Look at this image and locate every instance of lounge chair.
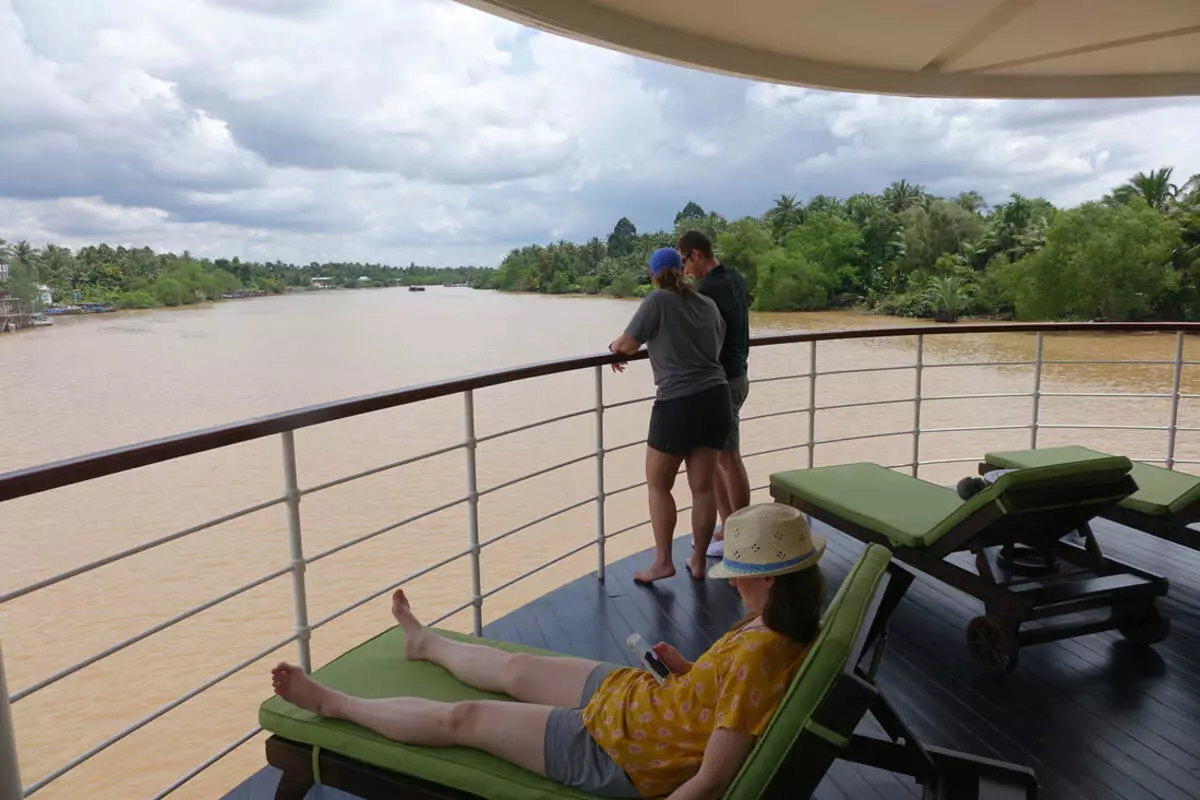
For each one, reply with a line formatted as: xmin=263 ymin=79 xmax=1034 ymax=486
xmin=769 ymin=457 xmax=1170 ymax=676
xmin=259 ymin=544 xmax=1039 ymax=799
xmin=981 ymin=444 xmax=1200 ymax=553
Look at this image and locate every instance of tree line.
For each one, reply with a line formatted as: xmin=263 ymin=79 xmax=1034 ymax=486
xmin=0 ymin=241 xmax=488 ymax=311
xmin=477 ymin=167 xmax=1200 ymax=322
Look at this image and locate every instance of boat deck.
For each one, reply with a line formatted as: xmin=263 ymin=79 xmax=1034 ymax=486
xmin=224 ymin=517 xmax=1200 ymax=800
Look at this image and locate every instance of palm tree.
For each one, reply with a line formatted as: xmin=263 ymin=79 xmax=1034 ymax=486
xmin=954 ymin=191 xmax=986 ymax=214
xmin=766 ymin=193 xmax=803 ymax=241
xmin=926 ymin=275 xmax=970 ymax=322
xmin=882 ymin=179 xmax=926 ymax=214
xmin=1120 ymin=167 xmax=1178 ymax=211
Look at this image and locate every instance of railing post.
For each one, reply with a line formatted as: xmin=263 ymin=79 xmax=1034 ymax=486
xmin=807 ymin=341 xmax=817 ymax=469
xmin=1030 ymin=332 xmax=1044 ymax=449
xmin=0 ymin=638 xmax=21 ymax=800
xmin=911 ymin=335 xmax=924 ymax=477
xmin=464 ymin=390 xmax=483 ymax=636
xmin=593 ymin=366 xmax=606 ymax=582
xmin=1167 ymin=330 xmax=1184 ymax=470
xmin=281 ymin=431 xmax=311 ymax=674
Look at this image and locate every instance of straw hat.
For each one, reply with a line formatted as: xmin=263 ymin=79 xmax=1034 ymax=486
xmin=708 ymin=503 xmax=826 ymax=579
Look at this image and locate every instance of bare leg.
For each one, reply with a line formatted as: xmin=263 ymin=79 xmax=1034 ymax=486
xmin=636 ymin=446 xmax=685 ymax=583
xmin=714 ymin=472 xmax=732 ymax=536
xmin=684 ymin=447 xmax=719 ymax=580
xmin=271 ymin=663 xmax=551 ymax=776
xmin=392 ymin=589 xmax=601 ymax=708
xmin=717 ymin=449 xmax=751 ymax=528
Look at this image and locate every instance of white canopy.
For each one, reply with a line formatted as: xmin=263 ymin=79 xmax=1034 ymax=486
xmin=454 ymin=0 xmax=1200 ymax=98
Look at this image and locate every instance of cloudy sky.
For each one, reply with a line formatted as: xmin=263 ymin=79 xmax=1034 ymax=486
xmin=3 ymin=0 xmax=1199 ymax=268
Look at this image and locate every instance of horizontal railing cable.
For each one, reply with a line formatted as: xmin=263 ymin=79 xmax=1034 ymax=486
xmin=475 ymin=408 xmax=593 ymax=444
xmin=481 ymin=540 xmax=596 ymax=600
xmin=813 ymin=397 xmax=913 ymax=413
xmin=12 ymin=565 xmax=293 ymax=703
xmin=602 ymin=438 xmax=645 ymax=456
xmin=921 ymin=359 xmax=1032 ymax=370
xmin=920 ymin=424 xmax=1031 ymax=435
xmin=814 ymin=429 xmax=911 ymax=447
xmin=747 ymin=371 xmax=811 ymax=385
xmin=477 ymin=452 xmax=594 ymax=497
xmin=307 ymin=548 xmax=474 ymax=633
xmin=921 ymin=392 xmax=1031 ymax=402
xmin=602 ymin=394 xmax=655 ymax=410
xmin=301 ymin=442 xmax=465 ymax=496
xmin=152 ymin=726 xmax=263 ymax=799
xmin=0 ymin=496 xmax=287 ymax=606
xmin=740 ymin=407 xmax=810 ymax=423
xmin=482 ymin=496 xmax=596 ymax=549
xmin=305 ymin=495 xmax=470 ymax=566
xmin=743 ymin=442 xmax=809 ymax=460
xmin=605 ymin=480 xmax=647 ymax=499
xmin=24 ymin=634 xmax=298 ymax=795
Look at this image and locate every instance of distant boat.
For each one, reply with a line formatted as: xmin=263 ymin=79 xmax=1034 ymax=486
xmin=408 ymin=286 xmax=426 ymax=292
xmin=30 ymin=314 xmax=53 ymax=327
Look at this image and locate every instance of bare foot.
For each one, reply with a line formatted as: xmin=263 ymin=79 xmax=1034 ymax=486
xmin=391 ymin=588 xmax=429 ymax=660
xmin=686 ymin=557 xmax=706 ymax=581
xmin=634 ymin=562 xmax=676 ymax=583
xmin=272 ymin=662 xmax=339 ymax=717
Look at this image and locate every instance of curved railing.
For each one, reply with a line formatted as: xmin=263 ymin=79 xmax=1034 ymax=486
xmin=3 ymin=320 xmax=1200 ymax=799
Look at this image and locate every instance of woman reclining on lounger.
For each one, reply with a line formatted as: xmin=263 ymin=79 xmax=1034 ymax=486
xmin=271 ymin=502 xmax=827 ymax=799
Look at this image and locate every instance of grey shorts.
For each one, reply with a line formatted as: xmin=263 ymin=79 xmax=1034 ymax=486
xmin=544 ymin=663 xmax=640 ymax=798
xmin=723 ymin=373 xmax=750 ymax=452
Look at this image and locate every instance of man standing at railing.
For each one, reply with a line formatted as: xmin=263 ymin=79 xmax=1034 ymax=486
xmin=679 ymin=230 xmax=751 ymax=558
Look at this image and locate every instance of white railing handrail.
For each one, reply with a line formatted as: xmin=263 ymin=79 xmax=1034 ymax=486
xmin=1 ymin=322 xmax=1198 ymax=799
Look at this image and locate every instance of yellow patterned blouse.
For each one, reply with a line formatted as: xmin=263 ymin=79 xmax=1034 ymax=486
xmin=581 ymin=624 xmax=810 ymax=798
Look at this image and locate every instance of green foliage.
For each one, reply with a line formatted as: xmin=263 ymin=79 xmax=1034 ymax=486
xmin=1002 ymin=201 xmax=1180 ymax=321
xmin=480 ymin=164 xmax=1200 ymax=323
xmin=0 ymin=238 xmax=487 ymax=313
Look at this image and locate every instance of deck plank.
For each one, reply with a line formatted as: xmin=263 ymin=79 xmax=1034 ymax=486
xmin=225 ymin=516 xmax=1200 ymax=800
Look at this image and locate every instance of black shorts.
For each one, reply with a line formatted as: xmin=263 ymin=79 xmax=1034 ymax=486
xmin=647 ymin=383 xmax=734 ymax=455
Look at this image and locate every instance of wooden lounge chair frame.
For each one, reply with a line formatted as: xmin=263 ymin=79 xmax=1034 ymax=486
xmin=771 ymin=463 xmax=1170 ymax=676
xmin=978 ymin=450 xmax=1200 ymax=554
xmin=263 ymin=555 xmax=1039 ymax=799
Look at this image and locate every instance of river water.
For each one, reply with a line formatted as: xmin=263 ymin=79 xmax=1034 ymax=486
xmin=2 ymin=287 xmax=1199 ymax=798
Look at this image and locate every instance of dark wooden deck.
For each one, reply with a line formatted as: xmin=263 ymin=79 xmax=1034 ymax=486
xmin=225 ymin=517 xmax=1200 ymax=800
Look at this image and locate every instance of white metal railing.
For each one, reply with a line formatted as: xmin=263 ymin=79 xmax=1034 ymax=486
xmin=1 ymin=323 xmax=1198 ymax=799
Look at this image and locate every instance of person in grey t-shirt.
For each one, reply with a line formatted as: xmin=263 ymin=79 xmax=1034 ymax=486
xmin=608 ymin=247 xmax=733 ymax=583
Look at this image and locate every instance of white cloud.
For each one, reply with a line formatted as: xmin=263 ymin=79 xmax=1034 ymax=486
xmin=1 ymin=0 xmax=1198 ymax=267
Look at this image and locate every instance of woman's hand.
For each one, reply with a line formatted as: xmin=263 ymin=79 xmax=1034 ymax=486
xmin=607 ymin=339 xmax=628 ymax=372
xmin=652 ymin=642 xmax=693 ymax=675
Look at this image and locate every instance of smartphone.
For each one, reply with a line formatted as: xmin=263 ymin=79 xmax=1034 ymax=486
xmin=627 ymin=632 xmax=671 ymax=684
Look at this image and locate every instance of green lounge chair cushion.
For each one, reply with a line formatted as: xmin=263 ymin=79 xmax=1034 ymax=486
xmin=986 ymin=445 xmax=1200 ymax=517
xmin=259 ymin=545 xmax=893 ymax=800
xmin=726 ymin=542 xmax=890 ymax=800
xmin=260 ymin=629 xmax=596 ymax=800
xmin=771 ymin=455 xmax=1133 ymax=548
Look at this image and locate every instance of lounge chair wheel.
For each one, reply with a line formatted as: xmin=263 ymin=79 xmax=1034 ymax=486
xmin=1118 ymin=599 xmax=1171 ymax=646
xmin=967 ymin=615 xmax=1019 ymax=676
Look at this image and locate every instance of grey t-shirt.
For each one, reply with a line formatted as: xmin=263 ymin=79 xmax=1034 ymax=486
xmin=625 ymin=288 xmax=728 ymax=401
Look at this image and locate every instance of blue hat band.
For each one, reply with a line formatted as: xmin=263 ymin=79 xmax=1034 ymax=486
xmin=719 ymin=547 xmax=816 ymax=574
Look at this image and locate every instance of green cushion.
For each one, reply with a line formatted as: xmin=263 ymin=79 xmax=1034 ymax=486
xmin=259 ymin=628 xmax=596 ymax=800
xmin=986 ymin=445 xmax=1200 ymax=517
xmin=726 ymin=543 xmax=891 ymax=800
xmin=771 ymin=456 xmax=1135 ymax=549
xmin=771 ymin=464 xmax=962 ymax=547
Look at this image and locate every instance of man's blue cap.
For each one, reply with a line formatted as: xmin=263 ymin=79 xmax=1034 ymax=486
xmin=650 ymin=247 xmax=682 ymax=276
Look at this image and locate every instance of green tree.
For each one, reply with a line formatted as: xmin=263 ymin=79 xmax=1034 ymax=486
xmin=1005 ymin=201 xmax=1180 ymax=321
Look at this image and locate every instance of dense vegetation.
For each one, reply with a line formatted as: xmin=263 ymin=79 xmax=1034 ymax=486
xmin=478 ymin=167 xmax=1200 ymax=322
xmin=0 ymin=241 xmax=486 ymax=311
